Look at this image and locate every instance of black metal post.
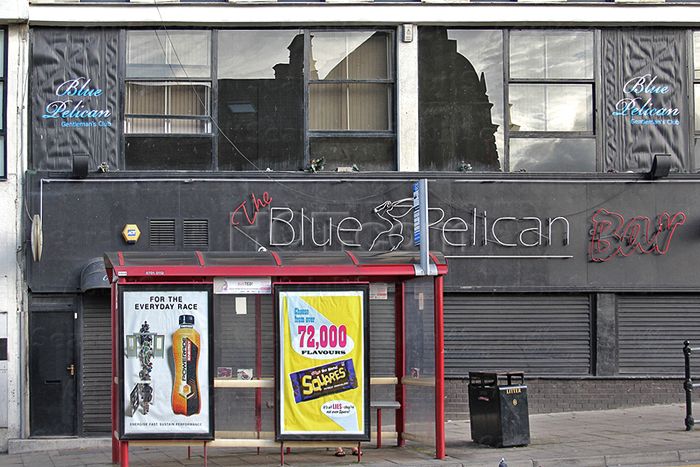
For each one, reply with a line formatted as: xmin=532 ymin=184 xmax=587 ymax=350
xmin=684 ymin=340 xmax=694 ymax=431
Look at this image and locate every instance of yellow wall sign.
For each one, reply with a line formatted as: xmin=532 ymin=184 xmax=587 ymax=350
xmin=122 ymin=224 xmax=141 ymax=244
xmin=276 ymin=285 xmax=370 ymax=441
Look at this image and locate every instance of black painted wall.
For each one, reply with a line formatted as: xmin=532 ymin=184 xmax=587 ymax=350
xmin=30 ymin=28 xmax=119 ymax=172
xmin=602 ymin=29 xmax=690 ymax=172
xmin=25 ymin=174 xmax=700 ymax=295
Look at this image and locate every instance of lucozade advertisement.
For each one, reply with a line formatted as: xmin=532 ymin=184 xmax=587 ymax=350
xmin=119 ymin=286 xmax=214 ymax=440
xmin=276 ymin=285 xmax=370 ymax=440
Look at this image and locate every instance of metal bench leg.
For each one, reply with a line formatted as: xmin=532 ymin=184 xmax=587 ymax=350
xmin=377 ymin=408 xmax=382 ymax=448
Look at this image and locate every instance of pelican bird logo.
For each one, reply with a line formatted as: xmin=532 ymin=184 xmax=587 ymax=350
xmin=369 ymin=197 xmax=414 ymax=251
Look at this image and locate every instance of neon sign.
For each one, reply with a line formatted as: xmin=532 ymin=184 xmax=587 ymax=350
xmin=611 ymin=74 xmax=680 ymax=126
xmin=589 ymin=209 xmax=686 ymax=262
xmin=41 ymin=77 xmax=113 ymax=128
xmin=230 ymin=192 xmax=272 ymax=226
xmin=229 ymin=193 xmax=571 ymax=252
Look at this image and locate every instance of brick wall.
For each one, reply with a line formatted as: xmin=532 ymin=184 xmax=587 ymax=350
xmin=445 ymin=377 xmax=685 ymax=420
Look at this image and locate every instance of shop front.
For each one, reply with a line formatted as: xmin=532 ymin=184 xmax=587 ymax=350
xmin=22 ymin=23 xmax=700 ymax=442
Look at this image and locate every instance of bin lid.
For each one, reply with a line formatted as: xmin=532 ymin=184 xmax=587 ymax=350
xmin=469 ymin=371 xmax=525 ymax=387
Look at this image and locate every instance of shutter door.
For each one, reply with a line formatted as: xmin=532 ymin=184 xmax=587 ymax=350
xmin=214 ymin=295 xmax=258 ymax=377
xmin=618 ymin=295 xmax=700 ymax=375
xmin=81 ymin=291 xmax=111 ymax=434
xmin=444 ymin=294 xmax=592 ymax=377
xmin=369 ymin=287 xmax=395 ymax=377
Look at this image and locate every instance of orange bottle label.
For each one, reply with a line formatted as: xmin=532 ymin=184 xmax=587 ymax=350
xmin=172 ymin=328 xmax=201 ymax=416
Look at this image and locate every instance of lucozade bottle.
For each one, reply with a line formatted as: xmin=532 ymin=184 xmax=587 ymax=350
xmin=172 ymin=315 xmax=201 ymax=416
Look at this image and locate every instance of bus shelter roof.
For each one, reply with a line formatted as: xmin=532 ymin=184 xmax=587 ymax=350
xmin=104 ymin=251 xmax=447 ymax=281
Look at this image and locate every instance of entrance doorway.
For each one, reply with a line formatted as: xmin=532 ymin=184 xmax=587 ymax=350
xmin=29 ymin=302 xmax=77 ymax=436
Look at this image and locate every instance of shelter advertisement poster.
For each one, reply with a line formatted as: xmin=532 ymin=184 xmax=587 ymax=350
xmin=276 ymin=284 xmax=370 ymax=441
xmin=119 ymin=286 xmax=213 ymax=440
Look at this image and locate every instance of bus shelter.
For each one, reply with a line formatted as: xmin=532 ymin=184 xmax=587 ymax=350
xmin=104 ymin=251 xmax=448 ymax=466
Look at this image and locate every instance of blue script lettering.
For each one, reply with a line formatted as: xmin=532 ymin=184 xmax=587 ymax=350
xmin=56 ymin=78 xmax=103 ymax=98
xmin=612 ymin=97 xmax=679 ymax=117
xmin=42 ymin=100 xmax=111 ymax=119
xmin=41 ymin=76 xmax=112 ymax=123
xmin=623 ymin=74 xmax=669 ymax=95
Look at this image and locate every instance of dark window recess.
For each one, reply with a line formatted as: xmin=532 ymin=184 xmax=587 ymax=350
xmin=149 ymin=219 xmax=176 ymax=247
xmin=307 ymin=31 xmax=396 ymax=169
xmin=0 ymin=338 xmax=7 ymax=361
xmin=183 ymin=220 xmax=209 ymax=249
xmin=309 ymin=137 xmax=396 ymax=171
xmin=217 ymin=31 xmax=304 ymax=171
xmin=419 ymin=27 xmax=596 ymax=173
xmin=125 ymin=137 xmax=213 ymax=171
xmin=419 ymin=28 xmax=503 ymax=172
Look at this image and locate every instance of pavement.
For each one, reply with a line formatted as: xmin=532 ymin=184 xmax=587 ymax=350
xmin=3 ymin=404 xmax=700 ymax=466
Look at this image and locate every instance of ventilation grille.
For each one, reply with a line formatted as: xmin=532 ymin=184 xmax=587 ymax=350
xmin=149 ymin=219 xmax=176 ymax=247
xmin=183 ymin=219 xmax=209 ymax=249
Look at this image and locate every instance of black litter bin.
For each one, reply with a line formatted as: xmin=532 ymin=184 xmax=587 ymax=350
xmin=468 ymin=371 xmax=530 ymax=447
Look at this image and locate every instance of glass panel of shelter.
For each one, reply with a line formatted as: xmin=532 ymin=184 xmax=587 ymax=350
xmin=212 ymin=286 xmax=399 ymax=439
xmin=403 ymin=277 xmax=436 ymax=445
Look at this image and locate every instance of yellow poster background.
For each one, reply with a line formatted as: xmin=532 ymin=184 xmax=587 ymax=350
xmin=279 ymin=290 xmax=366 ymax=437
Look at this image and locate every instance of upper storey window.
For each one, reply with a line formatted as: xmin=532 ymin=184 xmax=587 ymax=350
xmin=508 ymin=30 xmax=596 ymax=172
xmin=308 ymin=31 xmax=395 ymax=171
xmin=217 ymin=30 xmax=304 ymax=171
xmin=123 ymin=29 xmax=395 ymax=172
xmin=419 ymin=28 xmax=596 ymax=173
xmin=125 ymin=30 xmax=213 ymax=170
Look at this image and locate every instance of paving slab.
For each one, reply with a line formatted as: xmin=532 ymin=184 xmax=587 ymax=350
xmin=4 ymin=404 xmax=700 ymax=466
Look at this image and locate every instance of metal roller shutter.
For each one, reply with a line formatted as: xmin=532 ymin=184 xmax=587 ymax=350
xmin=80 ymin=291 xmax=111 ymax=434
xmin=618 ymin=295 xmax=700 ymax=375
xmin=261 ymin=294 xmax=275 ymax=378
xmin=369 ymin=288 xmax=395 ymax=377
xmin=444 ymin=294 xmax=592 ymax=377
xmin=214 ymin=295 xmax=258 ymax=376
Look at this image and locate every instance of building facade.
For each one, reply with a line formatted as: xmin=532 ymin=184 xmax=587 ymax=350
xmin=6 ymin=0 xmax=700 ymax=446
xmin=0 ymin=0 xmax=28 ymax=452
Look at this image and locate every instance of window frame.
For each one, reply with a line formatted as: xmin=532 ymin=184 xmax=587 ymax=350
xmin=504 ymin=28 xmax=599 ymax=172
xmin=123 ymin=29 xmax=216 ymax=170
xmin=1 ymin=28 xmax=6 ymax=180
xmin=120 ymin=28 xmax=398 ymax=172
xmin=123 ymin=80 xmax=213 ymax=135
xmin=304 ymin=28 xmax=397 ymax=170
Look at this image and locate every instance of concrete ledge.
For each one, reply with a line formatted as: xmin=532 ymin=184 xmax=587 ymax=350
xmin=8 ymin=437 xmax=110 ymax=455
xmin=679 ymin=448 xmax=700 ymax=462
xmin=604 ymin=450 xmax=680 ymax=466
xmin=533 ymin=456 xmax=605 ymax=467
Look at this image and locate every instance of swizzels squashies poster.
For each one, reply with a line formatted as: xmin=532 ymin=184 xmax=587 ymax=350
xmin=276 ymin=286 xmax=369 ymax=440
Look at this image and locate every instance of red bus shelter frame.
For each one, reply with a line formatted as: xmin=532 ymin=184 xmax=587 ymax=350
xmin=105 ymin=251 xmax=448 ymax=466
